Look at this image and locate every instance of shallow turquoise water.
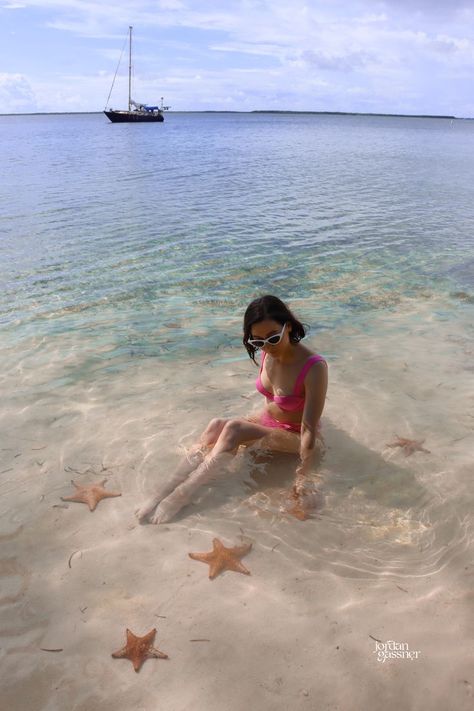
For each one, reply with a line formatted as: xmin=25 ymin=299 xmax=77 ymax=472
xmin=1 ymin=112 xmax=473 ymax=364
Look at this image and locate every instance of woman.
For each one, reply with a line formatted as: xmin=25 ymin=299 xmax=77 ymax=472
xmin=136 ymin=294 xmax=328 ymax=524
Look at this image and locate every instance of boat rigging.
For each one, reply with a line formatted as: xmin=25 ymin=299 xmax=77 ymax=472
xmin=104 ymin=26 xmax=169 ymax=123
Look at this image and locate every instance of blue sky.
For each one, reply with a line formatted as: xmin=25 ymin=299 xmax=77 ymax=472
xmin=1 ymin=0 xmax=473 ymax=115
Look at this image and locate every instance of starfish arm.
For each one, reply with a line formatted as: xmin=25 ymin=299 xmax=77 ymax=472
xmin=227 ymin=559 xmax=251 ymax=575
xmin=386 ymin=437 xmax=405 ymax=447
xmin=91 ymin=487 xmax=121 ymax=509
xmin=61 ymin=490 xmax=92 ymax=506
xmin=85 ymin=493 xmax=98 ymax=511
xmin=189 ymin=551 xmax=215 ymax=563
xmin=149 ymin=647 xmax=169 ymax=659
xmin=111 ymin=645 xmax=128 ymax=659
xmin=208 ymin=558 xmax=226 ymax=579
xmin=139 ymin=629 xmax=156 ymax=645
xmin=413 ymin=439 xmax=430 ymax=452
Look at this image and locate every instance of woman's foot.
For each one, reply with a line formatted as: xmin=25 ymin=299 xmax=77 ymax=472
xmin=146 ymin=450 xmax=235 ymax=524
xmin=135 ymin=448 xmax=206 ymax=523
xmin=149 ymin=486 xmax=191 ymax=524
xmin=135 ymin=495 xmax=162 ymax=523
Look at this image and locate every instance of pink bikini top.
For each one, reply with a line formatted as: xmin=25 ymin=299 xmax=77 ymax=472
xmin=255 ymin=352 xmax=326 ymax=412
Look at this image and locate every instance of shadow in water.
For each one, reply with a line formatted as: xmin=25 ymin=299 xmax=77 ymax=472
xmin=167 ymin=417 xmax=472 ymax=582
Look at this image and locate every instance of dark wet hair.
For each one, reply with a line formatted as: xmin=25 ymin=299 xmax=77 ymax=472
xmin=242 ymin=294 xmax=307 ymax=364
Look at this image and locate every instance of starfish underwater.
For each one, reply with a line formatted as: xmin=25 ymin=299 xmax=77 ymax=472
xmin=386 ymin=435 xmax=431 ymax=457
xmin=189 ymin=537 xmax=252 ymax=580
xmin=61 ymin=479 xmax=121 ymax=511
xmin=111 ymin=628 xmax=168 ymax=673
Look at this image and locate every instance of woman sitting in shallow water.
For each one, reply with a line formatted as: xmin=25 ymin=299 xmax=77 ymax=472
xmin=136 ymin=294 xmax=328 ymax=524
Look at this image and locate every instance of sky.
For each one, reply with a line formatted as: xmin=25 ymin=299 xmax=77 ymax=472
xmin=1 ymin=0 xmax=473 ymax=116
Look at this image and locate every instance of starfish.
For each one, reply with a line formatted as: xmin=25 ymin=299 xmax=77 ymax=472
xmin=189 ymin=537 xmax=252 ymax=579
xmin=61 ymin=479 xmax=121 ymax=511
xmin=386 ymin=435 xmax=431 ymax=457
xmin=111 ymin=628 xmax=168 ymax=673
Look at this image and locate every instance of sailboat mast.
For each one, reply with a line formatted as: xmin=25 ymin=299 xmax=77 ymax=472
xmin=128 ymin=25 xmax=132 ymax=111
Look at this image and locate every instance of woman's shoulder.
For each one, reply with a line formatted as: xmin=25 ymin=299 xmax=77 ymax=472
xmin=300 ymin=350 xmax=328 ymax=393
xmin=297 ymin=347 xmax=328 ymax=380
xmin=297 ymin=344 xmax=325 ymax=362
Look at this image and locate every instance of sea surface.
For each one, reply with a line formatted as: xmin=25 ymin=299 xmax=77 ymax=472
xmin=0 ymin=112 xmax=473 ymax=709
xmin=1 ymin=112 xmax=473 ymax=357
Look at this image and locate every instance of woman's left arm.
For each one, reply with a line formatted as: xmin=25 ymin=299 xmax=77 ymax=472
xmin=294 ymin=360 xmax=328 ymax=487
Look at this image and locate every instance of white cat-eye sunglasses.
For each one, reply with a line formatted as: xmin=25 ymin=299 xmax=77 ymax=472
xmin=248 ymin=323 xmax=286 ymax=349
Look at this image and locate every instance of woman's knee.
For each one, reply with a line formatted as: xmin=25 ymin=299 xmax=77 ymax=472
xmin=219 ymin=419 xmax=248 ymax=448
xmin=200 ymin=418 xmax=228 ymax=446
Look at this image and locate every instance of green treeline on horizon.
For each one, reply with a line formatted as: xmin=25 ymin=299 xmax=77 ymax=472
xmin=0 ymin=110 xmax=464 ymax=119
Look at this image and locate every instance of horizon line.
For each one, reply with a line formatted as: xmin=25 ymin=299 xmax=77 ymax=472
xmin=0 ymin=110 xmax=469 ymax=120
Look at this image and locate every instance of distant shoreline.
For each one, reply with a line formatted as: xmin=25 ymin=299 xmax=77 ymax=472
xmin=1 ymin=110 xmax=469 ymax=120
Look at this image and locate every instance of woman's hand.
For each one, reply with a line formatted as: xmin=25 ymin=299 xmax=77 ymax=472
xmin=292 ymin=470 xmax=308 ymax=497
xmin=287 ymin=473 xmax=322 ymax=520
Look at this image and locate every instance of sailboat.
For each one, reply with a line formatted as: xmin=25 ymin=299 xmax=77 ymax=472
xmin=104 ymin=26 xmax=167 ymax=123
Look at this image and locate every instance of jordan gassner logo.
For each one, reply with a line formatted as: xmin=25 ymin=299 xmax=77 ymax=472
xmin=373 ymin=640 xmax=421 ymax=662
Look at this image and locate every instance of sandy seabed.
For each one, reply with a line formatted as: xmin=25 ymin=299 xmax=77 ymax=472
xmin=1 ymin=300 xmax=473 ymax=711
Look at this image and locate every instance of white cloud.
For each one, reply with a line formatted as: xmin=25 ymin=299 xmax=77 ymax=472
xmin=2 ymin=1 xmax=474 ymax=114
xmin=382 ymin=0 xmax=472 ymax=14
xmin=0 ymin=73 xmax=38 ymax=112
xmin=299 ymin=49 xmax=375 ymax=72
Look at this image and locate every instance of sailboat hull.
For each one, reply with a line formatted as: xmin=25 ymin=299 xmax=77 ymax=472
xmin=104 ymin=110 xmax=164 ymax=123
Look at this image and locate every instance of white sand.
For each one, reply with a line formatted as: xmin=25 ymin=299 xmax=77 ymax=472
xmin=1 ymin=298 xmax=473 ymax=711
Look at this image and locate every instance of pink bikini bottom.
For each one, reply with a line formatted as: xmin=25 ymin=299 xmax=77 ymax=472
xmin=258 ymin=410 xmax=301 ymax=433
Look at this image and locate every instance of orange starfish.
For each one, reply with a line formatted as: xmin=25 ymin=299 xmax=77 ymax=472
xmin=61 ymin=479 xmax=121 ymax=511
xmin=386 ymin=436 xmax=431 ymax=457
xmin=111 ymin=628 xmax=168 ymax=673
xmin=189 ymin=538 xmax=252 ymax=580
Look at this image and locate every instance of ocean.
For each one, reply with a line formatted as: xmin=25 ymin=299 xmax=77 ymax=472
xmin=1 ymin=112 xmax=473 ymax=709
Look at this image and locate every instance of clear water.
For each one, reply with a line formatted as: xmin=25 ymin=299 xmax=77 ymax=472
xmin=1 ymin=113 xmax=473 ymax=356
xmin=1 ymin=113 xmax=473 ymax=709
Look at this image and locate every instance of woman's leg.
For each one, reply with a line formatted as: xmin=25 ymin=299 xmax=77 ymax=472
xmin=150 ymin=418 xmax=275 ymax=524
xmin=135 ymin=418 xmax=229 ymax=522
